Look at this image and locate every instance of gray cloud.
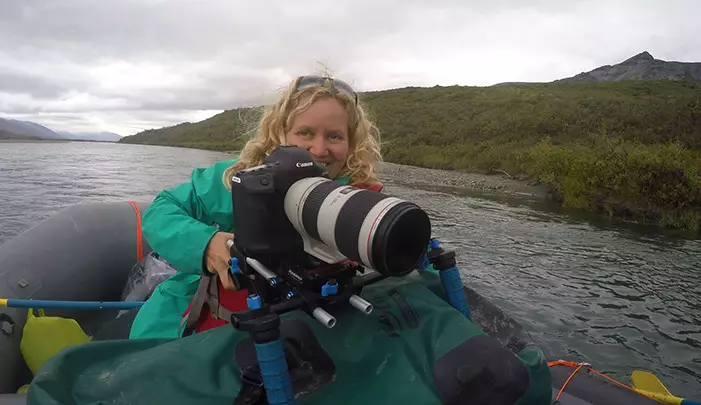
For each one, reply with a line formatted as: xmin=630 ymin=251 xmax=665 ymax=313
xmin=0 ymin=0 xmax=699 ymax=135
xmin=0 ymin=70 xmax=68 ymax=98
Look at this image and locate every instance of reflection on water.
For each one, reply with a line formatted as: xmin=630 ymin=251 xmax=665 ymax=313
xmin=2 ymin=142 xmax=700 ymax=397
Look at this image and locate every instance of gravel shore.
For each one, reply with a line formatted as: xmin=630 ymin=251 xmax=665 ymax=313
xmin=225 ymin=150 xmax=548 ymax=200
xmin=377 ymin=162 xmax=549 ymax=199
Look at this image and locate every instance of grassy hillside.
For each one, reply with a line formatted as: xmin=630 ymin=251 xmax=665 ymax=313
xmin=119 ymin=80 xmax=701 ymax=231
xmin=119 ymin=107 xmax=260 ymax=151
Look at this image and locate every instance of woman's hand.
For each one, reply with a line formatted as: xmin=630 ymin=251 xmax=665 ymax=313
xmin=204 ymin=231 xmax=237 ymax=290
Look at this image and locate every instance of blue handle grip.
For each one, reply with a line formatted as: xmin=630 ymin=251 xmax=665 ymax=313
xmin=682 ymin=398 xmax=701 ymax=405
xmin=254 ymin=339 xmax=295 ymax=405
xmin=439 ymin=267 xmax=470 ymax=319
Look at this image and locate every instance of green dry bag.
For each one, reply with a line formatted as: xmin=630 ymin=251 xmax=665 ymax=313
xmin=27 ymin=272 xmax=552 ymax=405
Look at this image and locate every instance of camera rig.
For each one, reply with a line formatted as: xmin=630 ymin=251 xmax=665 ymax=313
xmin=225 ymin=237 xmax=469 ymax=405
xmin=226 ymin=242 xmax=382 ymax=330
xmin=223 ymin=146 xmax=470 ymax=405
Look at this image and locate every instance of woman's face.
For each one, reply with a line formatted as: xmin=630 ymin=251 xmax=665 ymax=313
xmin=285 ymin=97 xmax=350 ymax=179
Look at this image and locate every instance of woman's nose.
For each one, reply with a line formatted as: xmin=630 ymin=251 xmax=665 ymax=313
xmin=308 ymin=135 xmax=329 ymax=157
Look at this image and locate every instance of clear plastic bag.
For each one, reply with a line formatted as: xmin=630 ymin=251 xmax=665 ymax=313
xmin=120 ymin=252 xmax=177 ymax=303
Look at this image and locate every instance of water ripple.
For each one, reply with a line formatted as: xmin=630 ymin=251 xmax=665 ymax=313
xmin=388 ymin=175 xmax=701 ymax=397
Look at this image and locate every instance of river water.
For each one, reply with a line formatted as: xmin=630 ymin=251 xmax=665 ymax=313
xmin=2 ymin=141 xmax=700 ymax=397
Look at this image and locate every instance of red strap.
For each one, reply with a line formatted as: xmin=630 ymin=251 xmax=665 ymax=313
xmin=356 ymin=182 xmax=384 ymax=192
xmin=182 ymin=284 xmax=250 ymax=334
xmin=126 ymin=201 xmax=144 ymax=262
xmin=199 ymin=286 xmax=248 ymax=332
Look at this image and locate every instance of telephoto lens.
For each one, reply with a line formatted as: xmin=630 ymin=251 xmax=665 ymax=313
xmin=284 ymin=177 xmax=431 ymax=277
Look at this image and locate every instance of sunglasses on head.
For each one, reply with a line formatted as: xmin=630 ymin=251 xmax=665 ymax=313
xmin=296 ymin=76 xmax=358 ymax=105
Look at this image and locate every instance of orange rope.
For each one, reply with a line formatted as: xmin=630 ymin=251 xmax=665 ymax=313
xmin=553 ymin=361 xmax=586 ymax=402
xmin=548 ymin=360 xmax=665 ymax=404
xmin=127 ymin=201 xmax=144 ymax=262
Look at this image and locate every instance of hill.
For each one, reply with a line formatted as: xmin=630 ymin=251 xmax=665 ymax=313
xmin=118 ymin=107 xmax=258 ymax=151
xmin=119 ymin=79 xmax=701 ymax=231
xmin=0 ymin=117 xmax=122 ymax=142
xmin=0 ymin=117 xmax=63 ymax=140
xmin=0 ymin=129 xmax=42 ymax=140
xmin=556 ymin=51 xmax=701 ymax=83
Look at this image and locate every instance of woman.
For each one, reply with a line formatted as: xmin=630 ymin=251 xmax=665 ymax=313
xmin=129 ymin=75 xmax=384 ymax=339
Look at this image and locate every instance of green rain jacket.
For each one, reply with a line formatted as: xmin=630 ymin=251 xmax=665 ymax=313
xmin=129 ymin=158 xmax=350 ymax=339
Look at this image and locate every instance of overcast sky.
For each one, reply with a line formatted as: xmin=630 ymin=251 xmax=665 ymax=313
xmin=1 ymin=0 xmax=699 ymax=136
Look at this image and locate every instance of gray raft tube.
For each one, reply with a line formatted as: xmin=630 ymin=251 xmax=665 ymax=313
xmin=0 ymin=201 xmax=663 ymax=405
xmin=0 ymin=201 xmax=152 ymax=398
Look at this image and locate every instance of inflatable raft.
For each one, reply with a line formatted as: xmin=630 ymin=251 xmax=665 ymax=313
xmin=0 ymin=201 xmax=691 ymax=405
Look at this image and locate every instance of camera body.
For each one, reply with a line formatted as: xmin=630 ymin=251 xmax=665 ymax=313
xmin=230 ymin=145 xmax=328 ymax=264
xmin=231 ymin=145 xmax=431 ymax=277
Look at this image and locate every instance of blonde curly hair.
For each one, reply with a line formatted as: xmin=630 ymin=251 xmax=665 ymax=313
xmin=223 ymin=76 xmax=383 ymax=189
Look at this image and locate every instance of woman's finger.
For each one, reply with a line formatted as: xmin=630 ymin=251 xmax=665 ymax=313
xmin=206 ymin=258 xmax=216 ymax=275
xmin=216 ymin=258 xmax=236 ymax=290
xmin=220 ymin=272 xmax=236 ymax=290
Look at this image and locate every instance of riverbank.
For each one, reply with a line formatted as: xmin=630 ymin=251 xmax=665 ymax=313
xmin=221 ymin=150 xmax=549 ymax=199
xmin=377 ymin=161 xmax=549 ymax=199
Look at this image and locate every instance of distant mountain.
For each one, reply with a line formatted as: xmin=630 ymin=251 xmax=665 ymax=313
xmin=0 ymin=129 xmax=42 ymax=140
xmin=58 ymin=131 xmax=122 ymax=142
xmin=0 ymin=117 xmax=63 ymax=139
xmin=0 ymin=117 xmax=122 ymax=142
xmin=491 ymin=51 xmax=701 ymax=86
xmin=491 ymin=81 xmax=543 ymax=87
xmin=556 ymin=51 xmax=701 ymax=83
